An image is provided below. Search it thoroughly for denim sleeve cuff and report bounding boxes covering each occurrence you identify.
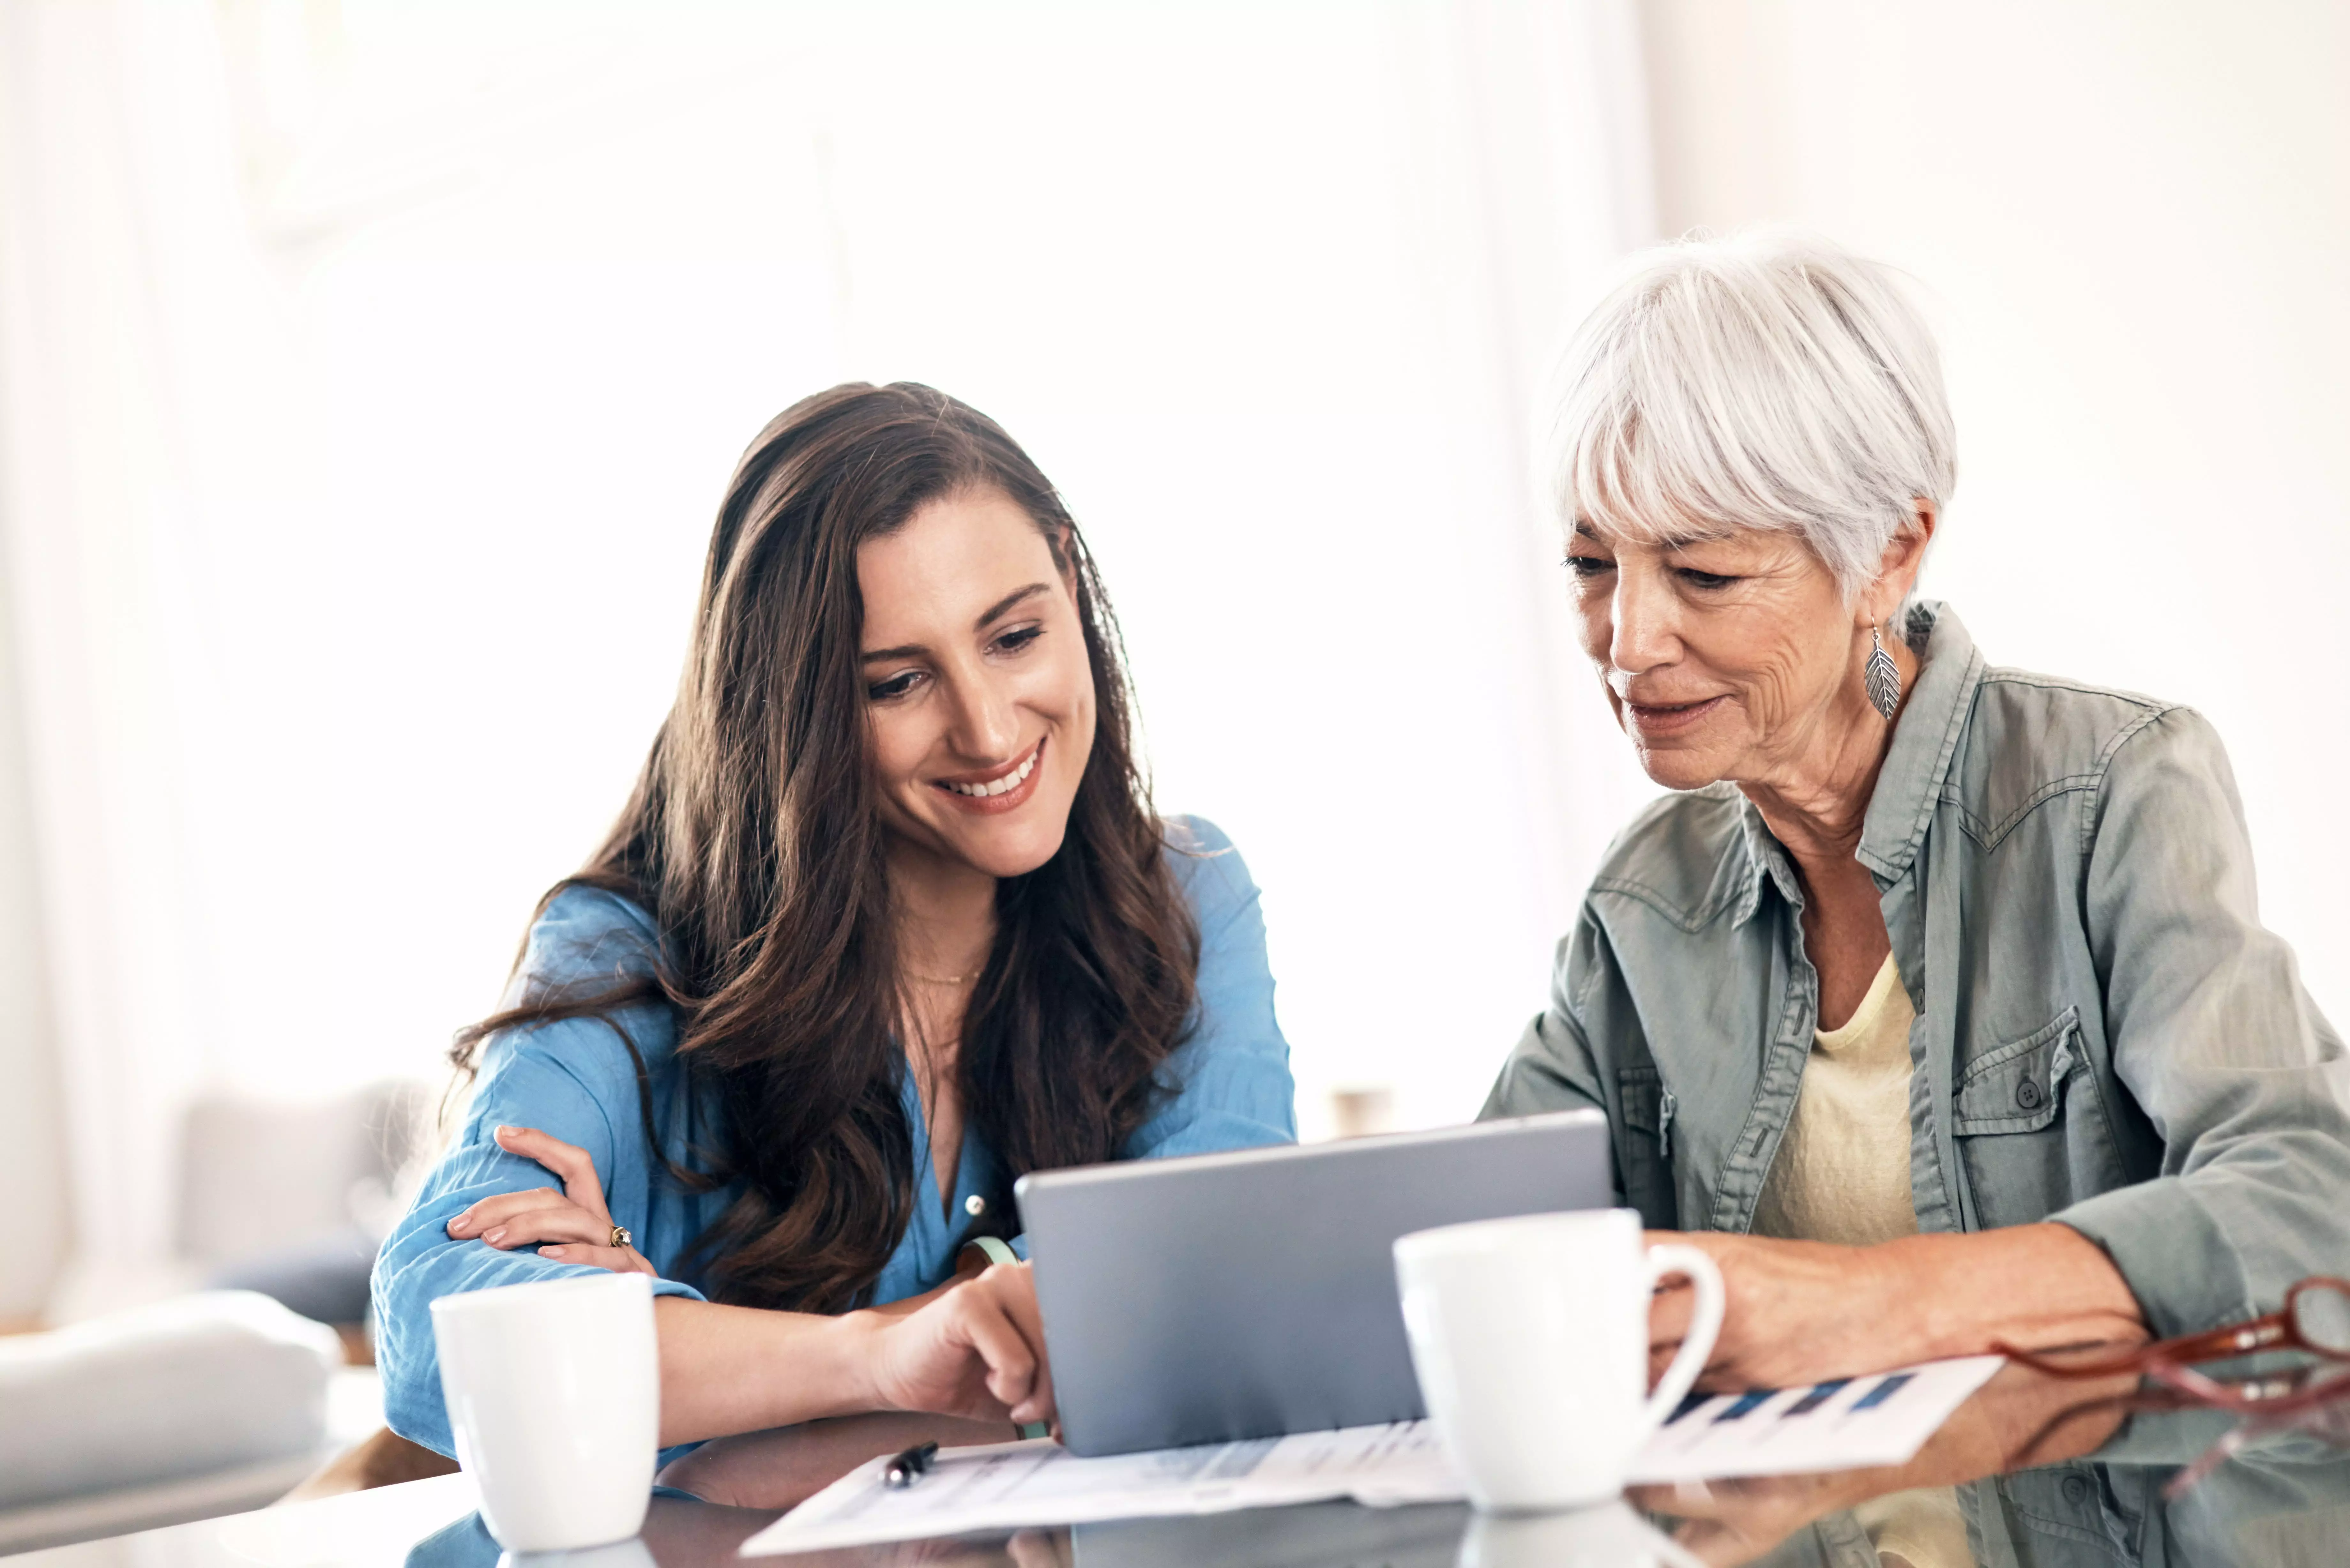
[1009,1233,1029,1262]
[2050,1175,2254,1339]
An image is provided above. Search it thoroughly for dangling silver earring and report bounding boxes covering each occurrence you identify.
[1864,624,1902,720]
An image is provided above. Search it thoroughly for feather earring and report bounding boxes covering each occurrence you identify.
[1864,624,1902,720]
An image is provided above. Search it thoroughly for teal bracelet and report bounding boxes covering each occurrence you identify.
[963,1235,1020,1270]
[956,1235,1049,1439]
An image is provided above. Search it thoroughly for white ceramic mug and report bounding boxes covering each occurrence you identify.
[431,1271,659,1552]
[1394,1208,1725,1512]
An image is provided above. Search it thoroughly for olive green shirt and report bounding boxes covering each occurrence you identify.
[1484,601,2350,1564]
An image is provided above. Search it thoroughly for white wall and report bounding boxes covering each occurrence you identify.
[17,3,2338,1296]
[0,575,66,1320]
[0,0,1658,1298]
[1642,0,2350,1022]
[0,20,64,1302]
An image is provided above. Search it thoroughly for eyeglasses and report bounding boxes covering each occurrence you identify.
[1996,1276,2350,1380]
[2144,1362,2350,1496]
[2134,1356,2350,1419]
[1998,1277,2350,1500]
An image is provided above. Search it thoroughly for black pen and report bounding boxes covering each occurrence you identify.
[883,1440,940,1489]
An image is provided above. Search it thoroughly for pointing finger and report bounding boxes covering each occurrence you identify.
[953,1296,1039,1413]
[983,1267,1055,1425]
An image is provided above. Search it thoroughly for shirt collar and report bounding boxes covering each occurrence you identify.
[1856,600,1984,882]
[1732,600,1985,921]
[1734,797,1800,925]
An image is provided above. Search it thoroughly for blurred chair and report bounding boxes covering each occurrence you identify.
[0,1291,341,1553]
[49,1078,430,1340]
[183,1079,432,1356]
[4,1079,435,1550]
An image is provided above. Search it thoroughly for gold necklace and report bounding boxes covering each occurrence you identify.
[907,970,973,985]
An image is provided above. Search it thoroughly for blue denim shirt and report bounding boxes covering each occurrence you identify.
[1485,602,2350,1563]
[375,816,1295,1456]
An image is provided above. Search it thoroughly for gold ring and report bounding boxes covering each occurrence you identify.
[610,1224,631,1250]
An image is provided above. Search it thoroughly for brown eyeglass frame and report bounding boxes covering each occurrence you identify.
[1995,1276,2350,1379]
[2046,1369,2350,1501]
[2136,1356,2350,1419]
[2005,1328,2350,1501]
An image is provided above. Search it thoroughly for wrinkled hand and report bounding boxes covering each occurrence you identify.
[1645,1230,1907,1393]
[444,1124,657,1277]
[861,1261,1055,1430]
[1645,1224,2150,1397]
[1631,1472,1871,1566]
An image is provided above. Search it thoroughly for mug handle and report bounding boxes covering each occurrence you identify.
[1638,1242,1726,1434]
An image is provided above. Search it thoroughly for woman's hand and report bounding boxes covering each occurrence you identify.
[1644,1224,2146,1393]
[856,1261,1055,1429]
[444,1124,657,1277]
[1646,1231,1901,1391]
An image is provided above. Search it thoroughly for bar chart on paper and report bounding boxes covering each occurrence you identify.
[1629,1355,2003,1482]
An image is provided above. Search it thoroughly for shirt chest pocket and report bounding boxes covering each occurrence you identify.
[1614,1065,1679,1229]
[1952,1006,2109,1230]
[1953,1006,2081,1135]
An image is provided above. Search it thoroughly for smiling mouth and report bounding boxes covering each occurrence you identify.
[1624,695,1728,731]
[934,740,1042,799]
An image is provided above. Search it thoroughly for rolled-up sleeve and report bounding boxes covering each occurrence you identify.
[373,1020,706,1456]
[2054,708,2350,1336]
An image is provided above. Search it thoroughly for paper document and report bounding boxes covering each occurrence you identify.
[740,1422,1456,1557]
[1631,1353,2002,1482]
[739,1355,2002,1556]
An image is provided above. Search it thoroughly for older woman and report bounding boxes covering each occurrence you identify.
[1485,234,2350,1564]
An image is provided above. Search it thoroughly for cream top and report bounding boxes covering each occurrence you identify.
[1752,953,1967,1568]
[1753,952,1920,1247]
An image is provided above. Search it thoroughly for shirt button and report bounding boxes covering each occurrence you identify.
[2061,1473,2093,1507]
[2016,1079,2044,1110]
[964,1194,987,1217]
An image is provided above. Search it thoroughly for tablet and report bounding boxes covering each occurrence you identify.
[1015,1109,1612,1456]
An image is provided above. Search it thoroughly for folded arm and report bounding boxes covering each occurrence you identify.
[374,1037,710,1454]
[379,1038,1054,1452]
[434,1123,1049,1445]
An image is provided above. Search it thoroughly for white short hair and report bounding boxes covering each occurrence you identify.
[1551,230,1956,600]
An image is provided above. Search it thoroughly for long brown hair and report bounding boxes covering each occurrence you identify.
[453,383,1199,1312]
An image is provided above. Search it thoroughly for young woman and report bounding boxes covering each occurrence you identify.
[372,383,1295,1477]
